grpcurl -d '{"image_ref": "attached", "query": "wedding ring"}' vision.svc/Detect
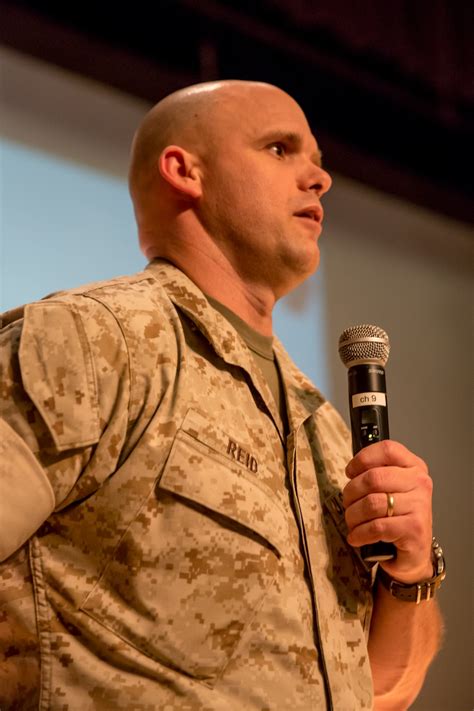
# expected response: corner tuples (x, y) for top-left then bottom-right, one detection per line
(386, 493), (395, 517)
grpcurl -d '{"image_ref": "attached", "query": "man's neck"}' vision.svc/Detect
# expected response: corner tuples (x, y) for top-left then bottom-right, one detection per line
(151, 245), (276, 336)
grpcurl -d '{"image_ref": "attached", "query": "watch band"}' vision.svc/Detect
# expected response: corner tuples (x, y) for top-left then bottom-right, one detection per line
(378, 537), (446, 604)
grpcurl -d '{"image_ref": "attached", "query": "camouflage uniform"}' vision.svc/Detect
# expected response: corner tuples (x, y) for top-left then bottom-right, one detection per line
(0, 260), (374, 710)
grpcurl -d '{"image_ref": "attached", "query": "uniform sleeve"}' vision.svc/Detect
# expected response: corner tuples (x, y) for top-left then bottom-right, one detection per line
(0, 297), (130, 561)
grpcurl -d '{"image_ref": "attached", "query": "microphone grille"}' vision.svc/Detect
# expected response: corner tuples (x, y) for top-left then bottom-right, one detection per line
(338, 324), (390, 368)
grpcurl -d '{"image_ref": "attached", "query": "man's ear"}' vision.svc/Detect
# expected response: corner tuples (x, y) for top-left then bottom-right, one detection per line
(158, 145), (203, 199)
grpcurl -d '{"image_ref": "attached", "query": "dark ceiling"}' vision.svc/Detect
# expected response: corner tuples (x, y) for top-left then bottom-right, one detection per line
(2, 0), (473, 222)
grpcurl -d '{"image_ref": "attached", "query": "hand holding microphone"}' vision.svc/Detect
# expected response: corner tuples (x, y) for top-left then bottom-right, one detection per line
(338, 325), (436, 583)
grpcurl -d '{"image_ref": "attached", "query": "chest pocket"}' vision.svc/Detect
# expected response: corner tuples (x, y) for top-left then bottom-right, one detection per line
(80, 408), (288, 684)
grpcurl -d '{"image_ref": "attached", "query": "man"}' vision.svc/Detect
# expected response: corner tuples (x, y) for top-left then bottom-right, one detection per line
(0, 81), (443, 709)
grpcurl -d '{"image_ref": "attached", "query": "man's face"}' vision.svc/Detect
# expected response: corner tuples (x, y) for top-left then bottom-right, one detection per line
(198, 85), (332, 298)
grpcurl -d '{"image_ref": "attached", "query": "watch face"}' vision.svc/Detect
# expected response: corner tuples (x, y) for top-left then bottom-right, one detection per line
(432, 538), (445, 578)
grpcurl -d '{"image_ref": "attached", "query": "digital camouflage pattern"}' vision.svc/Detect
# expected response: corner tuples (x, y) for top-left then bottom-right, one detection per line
(0, 260), (374, 710)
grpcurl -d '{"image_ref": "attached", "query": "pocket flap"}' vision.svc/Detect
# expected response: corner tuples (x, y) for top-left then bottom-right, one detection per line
(159, 410), (289, 555)
(19, 302), (101, 451)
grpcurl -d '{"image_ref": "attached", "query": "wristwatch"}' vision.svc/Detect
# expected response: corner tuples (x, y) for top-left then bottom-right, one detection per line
(378, 537), (446, 604)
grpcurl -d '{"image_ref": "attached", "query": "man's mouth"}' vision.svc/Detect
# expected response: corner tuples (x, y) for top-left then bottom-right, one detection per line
(294, 205), (323, 224)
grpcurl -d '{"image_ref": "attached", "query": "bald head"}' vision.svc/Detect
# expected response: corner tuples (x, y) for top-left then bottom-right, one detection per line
(128, 80), (292, 216)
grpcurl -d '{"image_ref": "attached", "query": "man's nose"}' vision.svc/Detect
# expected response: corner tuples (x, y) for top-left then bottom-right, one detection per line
(307, 165), (332, 197)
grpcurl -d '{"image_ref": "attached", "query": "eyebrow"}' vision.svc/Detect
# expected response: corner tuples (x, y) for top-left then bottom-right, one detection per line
(257, 130), (323, 168)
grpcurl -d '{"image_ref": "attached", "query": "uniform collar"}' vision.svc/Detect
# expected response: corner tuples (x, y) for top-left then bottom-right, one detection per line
(273, 339), (326, 432)
(146, 259), (326, 435)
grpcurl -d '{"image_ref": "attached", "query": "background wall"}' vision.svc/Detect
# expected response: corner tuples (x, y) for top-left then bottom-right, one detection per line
(322, 181), (473, 710)
(1, 45), (473, 710)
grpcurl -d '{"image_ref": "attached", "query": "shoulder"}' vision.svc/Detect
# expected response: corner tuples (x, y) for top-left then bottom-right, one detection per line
(35, 268), (167, 317)
(1, 268), (178, 449)
(2, 267), (177, 349)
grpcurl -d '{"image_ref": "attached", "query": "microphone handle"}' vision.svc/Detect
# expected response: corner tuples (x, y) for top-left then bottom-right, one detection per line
(348, 365), (397, 563)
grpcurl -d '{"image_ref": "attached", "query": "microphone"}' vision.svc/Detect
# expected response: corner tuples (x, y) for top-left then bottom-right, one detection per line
(338, 324), (397, 563)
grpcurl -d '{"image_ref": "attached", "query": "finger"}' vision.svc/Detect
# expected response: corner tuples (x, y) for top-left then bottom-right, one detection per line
(346, 513), (416, 548)
(342, 466), (420, 509)
(347, 514), (431, 553)
(345, 440), (428, 479)
(345, 490), (418, 532)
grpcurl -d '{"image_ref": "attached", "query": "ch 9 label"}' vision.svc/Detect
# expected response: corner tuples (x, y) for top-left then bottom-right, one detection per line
(352, 392), (387, 407)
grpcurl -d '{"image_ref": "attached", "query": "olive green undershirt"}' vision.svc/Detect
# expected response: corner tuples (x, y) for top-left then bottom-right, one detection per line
(206, 295), (289, 435)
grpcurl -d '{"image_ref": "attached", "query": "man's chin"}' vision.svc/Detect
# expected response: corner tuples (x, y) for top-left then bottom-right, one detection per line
(290, 243), (320, 276)
(274, 248), (320, 297)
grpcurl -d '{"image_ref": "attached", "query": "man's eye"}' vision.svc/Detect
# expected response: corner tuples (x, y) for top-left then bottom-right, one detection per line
(269, 142), (286, 158)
